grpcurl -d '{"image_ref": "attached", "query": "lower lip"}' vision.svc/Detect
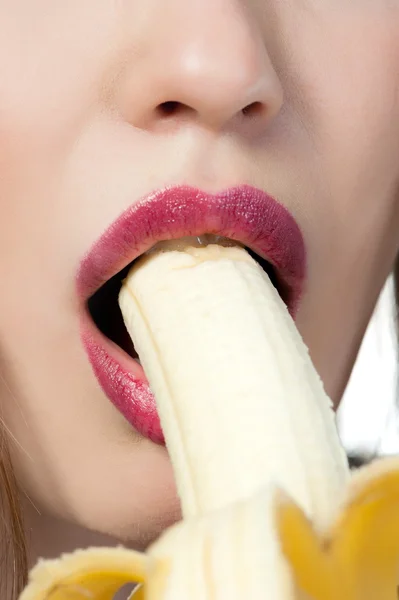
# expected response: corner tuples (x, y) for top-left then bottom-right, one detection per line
(81, 314), (164, 444)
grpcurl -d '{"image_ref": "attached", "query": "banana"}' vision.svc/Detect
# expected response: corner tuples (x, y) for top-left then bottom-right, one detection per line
(18, 547), (149, 600)
(118, 238), (349, 528)
(145, 486), (296, 600)
(18, 489), (295, 600)
(19, 461), (399, 600)
(20, 236), (354, 600)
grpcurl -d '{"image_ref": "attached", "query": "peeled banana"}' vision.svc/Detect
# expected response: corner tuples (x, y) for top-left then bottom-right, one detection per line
(19, 238), (399, 600)
(119, 238), (349, 526)
(118, 237), (349, 598)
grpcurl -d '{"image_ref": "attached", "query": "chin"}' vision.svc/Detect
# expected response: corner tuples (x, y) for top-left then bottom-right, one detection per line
(64, 445), (182, 551)
(20, 435), (182, 554)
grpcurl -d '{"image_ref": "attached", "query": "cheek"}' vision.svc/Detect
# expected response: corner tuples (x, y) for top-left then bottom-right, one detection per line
(282, 7), (399, 181)
(312, 10), (399, 181)
(0, 1), (122, 210)
(0, 2), (121, 315)
(280, 5), (399, 400)
(0, 2), (118, 124)
(285, 6), (399, 256)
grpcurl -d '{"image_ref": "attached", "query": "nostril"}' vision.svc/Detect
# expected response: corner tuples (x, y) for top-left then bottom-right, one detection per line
(157, 100), (194, 118)
(155, 99), (266, 129)
(158, 101), (180, 116)
(241, 101), (264, 117)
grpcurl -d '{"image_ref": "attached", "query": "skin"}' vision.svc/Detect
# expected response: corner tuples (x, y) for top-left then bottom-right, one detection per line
(0, 0), (399, 569)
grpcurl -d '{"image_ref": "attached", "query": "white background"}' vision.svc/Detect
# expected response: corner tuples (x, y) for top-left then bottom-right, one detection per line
(337, 276), (399, 456)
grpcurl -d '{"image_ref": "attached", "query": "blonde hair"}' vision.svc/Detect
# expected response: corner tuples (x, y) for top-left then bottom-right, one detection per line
(0, 426), (28, 600)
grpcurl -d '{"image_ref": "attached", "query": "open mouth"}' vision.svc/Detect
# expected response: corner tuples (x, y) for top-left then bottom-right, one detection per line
(78, 184), (306, 443)
(87, 237), (281, 364)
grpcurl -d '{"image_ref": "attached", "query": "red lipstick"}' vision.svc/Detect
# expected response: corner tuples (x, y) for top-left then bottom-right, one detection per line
(77, 185), (306, 444)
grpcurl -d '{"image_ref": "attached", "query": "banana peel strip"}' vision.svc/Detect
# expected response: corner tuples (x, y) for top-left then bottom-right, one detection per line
(278, 457), (399, 600)
(19, 548), (149, 600)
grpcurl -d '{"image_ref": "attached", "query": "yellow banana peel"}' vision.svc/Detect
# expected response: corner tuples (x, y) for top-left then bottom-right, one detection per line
(279, 457), (399, 600)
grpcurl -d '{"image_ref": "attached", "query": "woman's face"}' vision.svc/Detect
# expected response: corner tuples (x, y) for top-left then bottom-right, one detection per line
(1, 0), (399, 549)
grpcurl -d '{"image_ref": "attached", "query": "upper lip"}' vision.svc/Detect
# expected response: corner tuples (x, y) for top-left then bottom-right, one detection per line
(76, 185), (306, 316)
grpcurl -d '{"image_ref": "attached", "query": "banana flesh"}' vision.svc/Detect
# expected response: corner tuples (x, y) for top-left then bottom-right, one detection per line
(119, 239), (349, 528)
(19, 237), (352, 600)
(146, 487), (295, 600)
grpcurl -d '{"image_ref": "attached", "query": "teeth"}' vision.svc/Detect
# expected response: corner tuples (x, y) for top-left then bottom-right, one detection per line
(119, 241), (349, 529)
(145, 235), (243, 256)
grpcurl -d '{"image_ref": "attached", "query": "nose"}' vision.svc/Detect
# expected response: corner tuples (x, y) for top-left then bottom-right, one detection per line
(118, 0), (283, 136)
